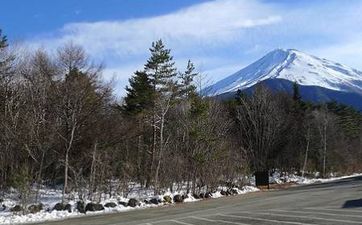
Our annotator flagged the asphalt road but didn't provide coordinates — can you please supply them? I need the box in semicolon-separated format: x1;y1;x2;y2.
38;176;362;225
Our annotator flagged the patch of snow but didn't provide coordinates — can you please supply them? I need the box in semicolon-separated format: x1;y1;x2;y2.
1;172;360;224
270;170;362;185
0;183;259;224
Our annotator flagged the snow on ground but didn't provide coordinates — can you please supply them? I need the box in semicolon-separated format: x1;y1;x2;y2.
0;184;257;224
1;172;361;224
270;170;362;185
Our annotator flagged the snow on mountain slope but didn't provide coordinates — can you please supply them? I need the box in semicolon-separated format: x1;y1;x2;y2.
207;49;362;95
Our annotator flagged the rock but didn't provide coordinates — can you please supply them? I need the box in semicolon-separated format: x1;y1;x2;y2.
104;202;117;208
64;204;72;213
220;190;227;196
11;205;23;212
163;195;172;204
0;199;3;203
53;203;65;211
173;195;184;203
192;193;200;199
118;201;128;207
150;198;161;205
85;203;104;212
226;190;232;196
229;189;238;195
199;193;205;199
76;201;85;213
182;194;188;200
205;192;212;198
1;204;6;211
128;198;140;207
28;204;43;214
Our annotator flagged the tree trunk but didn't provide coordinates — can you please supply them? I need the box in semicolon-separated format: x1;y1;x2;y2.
89;142;97;200
322;122;327;178
35;151;45;203
62;124;76;203
302;128;310;177
62;150;69;203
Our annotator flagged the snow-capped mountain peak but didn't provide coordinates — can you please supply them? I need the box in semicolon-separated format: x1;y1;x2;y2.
207;48;362;95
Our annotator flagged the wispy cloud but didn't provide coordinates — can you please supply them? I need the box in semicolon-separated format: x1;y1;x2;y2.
27;0;362;96
31;0;281;58
28;0;282;96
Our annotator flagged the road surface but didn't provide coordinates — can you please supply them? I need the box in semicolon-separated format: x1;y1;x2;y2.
38;176;362;225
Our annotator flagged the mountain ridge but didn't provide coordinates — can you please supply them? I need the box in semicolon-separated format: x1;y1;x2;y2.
207;48;362;96
206;49;362;110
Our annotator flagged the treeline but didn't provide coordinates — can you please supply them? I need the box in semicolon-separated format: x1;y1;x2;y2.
0;30;361;201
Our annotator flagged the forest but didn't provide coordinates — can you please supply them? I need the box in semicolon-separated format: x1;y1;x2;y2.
0;29;361;203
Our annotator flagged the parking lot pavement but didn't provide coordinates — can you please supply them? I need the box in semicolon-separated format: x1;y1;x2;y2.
141;207;362;225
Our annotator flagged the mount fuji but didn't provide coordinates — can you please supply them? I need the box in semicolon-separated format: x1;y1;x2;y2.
206;49;362;110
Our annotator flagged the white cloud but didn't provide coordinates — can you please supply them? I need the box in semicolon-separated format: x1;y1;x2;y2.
30;0;281;59
26;0;362;97
28;0;282;96
309;39;362;70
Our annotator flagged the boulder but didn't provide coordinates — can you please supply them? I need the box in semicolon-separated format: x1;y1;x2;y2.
104;202;117;208
28;204;43;214
150;198;161;205
205;192;212;198
53;203;65;211
118;201;128;207
173;195;184;203
76;201;85;213
163;195;172;204
220;190;227;196
85;203;104;212
128;198;140;207
199;193;205;199
192;193;200;199
64;204;72;213
229;189;238;195
11;205;23;212
1;204;6;211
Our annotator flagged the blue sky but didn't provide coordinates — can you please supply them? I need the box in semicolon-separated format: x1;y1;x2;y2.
2;0;362;96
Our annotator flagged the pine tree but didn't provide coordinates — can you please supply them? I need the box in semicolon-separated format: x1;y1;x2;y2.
143;39;178;191
0;29;14;80
123;70;154;115
0;29;7;49
292;81;302;102
178;60;197;98
144;39;177;94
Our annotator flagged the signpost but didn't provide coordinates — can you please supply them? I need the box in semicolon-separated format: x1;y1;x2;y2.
255;171;269;189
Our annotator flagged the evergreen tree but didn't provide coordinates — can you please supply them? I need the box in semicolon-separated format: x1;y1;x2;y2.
292;81;302;102
123;70;154;115
0;29;7;49
144;39;177;94
235;89;246;104
143;39;178;190
178;60;197;98
0;29;14;79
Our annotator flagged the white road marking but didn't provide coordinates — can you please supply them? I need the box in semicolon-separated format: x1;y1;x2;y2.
218;213;317;225
271;209;362;218
306;207;362;213
169;220;195;225
189;216;250;225
238;211;362;224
